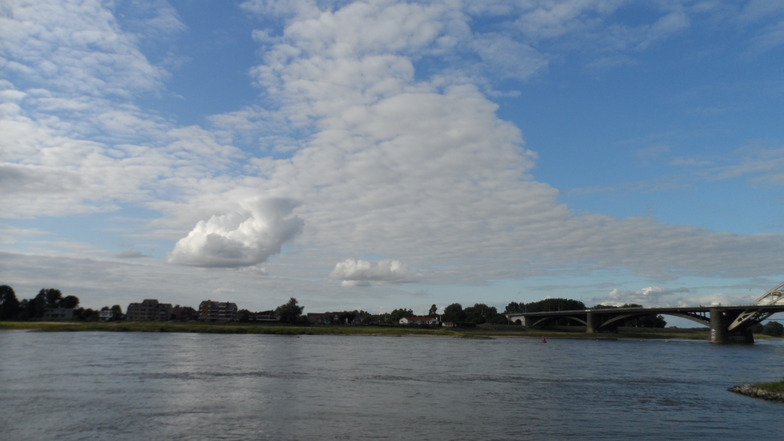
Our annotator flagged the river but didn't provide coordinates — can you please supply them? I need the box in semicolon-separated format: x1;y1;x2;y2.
1;330;782;440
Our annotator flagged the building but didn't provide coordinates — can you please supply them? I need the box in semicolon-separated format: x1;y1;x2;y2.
307;312;337;324
399;316;439;326
199;300;238;322
98;309;115;321
252;310;278;321
43;307;74;320
126;299;173;321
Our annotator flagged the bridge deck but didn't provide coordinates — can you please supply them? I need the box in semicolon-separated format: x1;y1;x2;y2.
508;305;784;317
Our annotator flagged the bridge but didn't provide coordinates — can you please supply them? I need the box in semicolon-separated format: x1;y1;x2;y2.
505;281;784;344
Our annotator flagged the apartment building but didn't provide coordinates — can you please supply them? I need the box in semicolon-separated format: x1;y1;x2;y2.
198;300;238;322
126;299;173;321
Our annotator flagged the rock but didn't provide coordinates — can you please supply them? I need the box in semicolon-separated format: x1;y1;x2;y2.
729;384;784;402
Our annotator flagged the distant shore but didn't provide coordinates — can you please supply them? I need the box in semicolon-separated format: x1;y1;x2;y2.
0;321;716;340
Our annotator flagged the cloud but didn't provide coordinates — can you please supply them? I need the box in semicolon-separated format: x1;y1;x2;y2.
596;286;692;307
705;146;784;185
636;144;671;162
471;33;549;80
0;0;174;97
168;198;303;268
116;250;149;259
330;259;421;286
634;10;690;49
0;163;82;195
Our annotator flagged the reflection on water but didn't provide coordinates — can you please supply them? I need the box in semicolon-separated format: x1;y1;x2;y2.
1;331;782;440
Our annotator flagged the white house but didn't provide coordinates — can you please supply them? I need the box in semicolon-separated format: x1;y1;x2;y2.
399;316;439;325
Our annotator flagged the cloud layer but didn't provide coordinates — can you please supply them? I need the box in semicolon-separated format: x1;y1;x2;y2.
1;1;783;312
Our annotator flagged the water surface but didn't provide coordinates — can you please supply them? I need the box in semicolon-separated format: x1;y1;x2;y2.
1;331;782;440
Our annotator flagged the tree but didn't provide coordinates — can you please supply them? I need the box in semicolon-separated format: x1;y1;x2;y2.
428;304;438;317
275;297;304;323
27;291;49;319
520;298;587;326
442;303;465;323
505;302;524;314
389;308;414;324
17;299;30;320
526;298;586;312
370;312;390;325
238;309;251;322
0;285;20;320
762;321;784;337
41;288;63;308
110;305;124;320
75;308;98;321
463;303;502;325
60;295;80;309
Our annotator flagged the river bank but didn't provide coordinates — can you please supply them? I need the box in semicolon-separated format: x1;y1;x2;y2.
0;320;714;340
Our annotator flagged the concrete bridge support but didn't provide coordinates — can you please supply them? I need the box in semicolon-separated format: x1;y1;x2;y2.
709;307;754;344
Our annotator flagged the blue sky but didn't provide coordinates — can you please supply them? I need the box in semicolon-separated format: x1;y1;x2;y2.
2;0;784;317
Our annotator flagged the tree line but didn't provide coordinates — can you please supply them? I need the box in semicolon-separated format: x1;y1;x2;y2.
0;286;663;327
505;298;667;328
0;285;123;321
272;298;668;328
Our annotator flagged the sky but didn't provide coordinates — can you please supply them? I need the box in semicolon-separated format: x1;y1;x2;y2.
2;0;784;318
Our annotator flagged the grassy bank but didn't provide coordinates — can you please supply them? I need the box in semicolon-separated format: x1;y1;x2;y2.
755;382;784;393
0;321;711;340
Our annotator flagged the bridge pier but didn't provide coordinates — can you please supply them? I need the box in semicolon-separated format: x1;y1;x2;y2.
709;307;754;344
586;311;595;333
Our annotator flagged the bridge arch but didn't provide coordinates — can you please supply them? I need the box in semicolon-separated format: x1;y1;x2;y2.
729;281;784;331
599;311;709;330
528;315;587;329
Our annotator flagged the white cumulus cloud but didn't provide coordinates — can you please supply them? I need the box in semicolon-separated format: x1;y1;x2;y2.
330;258;421;286
168;198;303;268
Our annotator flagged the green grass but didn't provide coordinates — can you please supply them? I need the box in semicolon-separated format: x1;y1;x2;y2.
754;381;784;392
0;321;713;340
